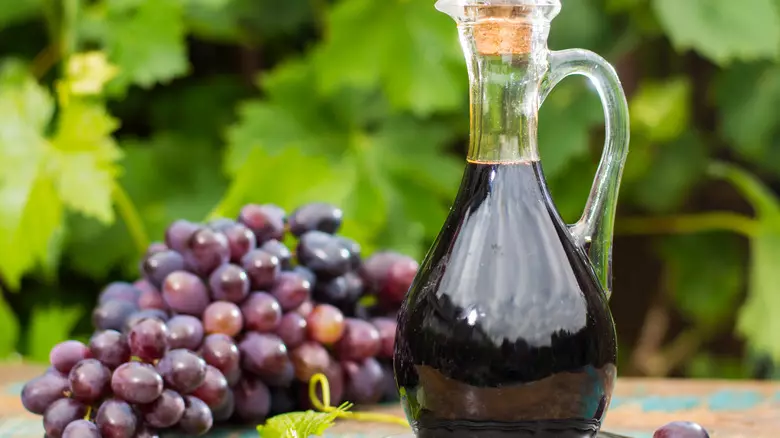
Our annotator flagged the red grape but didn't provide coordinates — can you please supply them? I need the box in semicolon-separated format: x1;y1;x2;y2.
654;421;710;438
89;330;131;369
93;300;138;331
297;231;351;278
271;271;311;311
96;398;137;438
179;395;213;436
141;389;185;428
371;317;397;358
290;341;330;382
275;312;307;349
162;271;210;316
111;362;163;404
260;239;292;269
128;317;169;362
335;318;381;361
98;282;141;305
343;357;384;404
192;365;229;409
68;359;111;403
241;292;283;332
21;371;69;415
306;304;345;344
239;332;289;379
166;315;204;351
241;249;280;290
43;398;88;438
136;282;166;310
209;264;250;303
62;419;100;438
184;227;230;276
288;203;342;236
203;301;244;337
239;204;286;243
223;222;257;263
142;250;185;288
200;334;240;381
157;349;207;394
383;256;419;305
123;309;169;333
165;220;199;253
50;340;91;374
234;377;271;422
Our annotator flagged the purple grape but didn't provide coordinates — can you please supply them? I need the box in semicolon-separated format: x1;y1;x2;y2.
135;280;167;310
343;357;384;404
209;264;250;303
192;365;229;409
165;220;199;253
290;342;330;382
203;301;244;337
241;292;282;332
166;315;204;350
200;334;240;382
179;395;213;436
69;358;111;403
234;377;271;422
224;366;242;387
208;218;236;231
111;362;163;404
161;271;210;316
260;239;292;269
50;340;91;374
96;398;137;438
43;398;88;438
275;312;307;349
223;222;257;263
21;371;69;414
314;272;364;312
184;228;230;276
292;266;317;288
98;282;141;305
239;333;289;380
653;421;710;438
270;271;311;311
142;250;186;288
89;330;131;369
212;388;235;422
297;231;351;278
238;204;286;243
62;419;100;438
269;387;297;415
336;236;361;269
288;203;343;236
93;300;138;331
141;389;185;428
123;309;169;333
241;249;280;290
379;360;399;402
156;349;207;394
335;318;381;361
361;252;418;305
128;317;169;361
145;242;169;256
371;317;397;359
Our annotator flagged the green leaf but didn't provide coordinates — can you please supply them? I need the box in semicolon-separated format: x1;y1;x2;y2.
26;305;84;363
186;0;313;43
630;78;691;143
0;296;20;358
652;0;780;64
0;0;42;29
548;0;607;51
258;403;350;438
659;234;745;327
313;0;466;115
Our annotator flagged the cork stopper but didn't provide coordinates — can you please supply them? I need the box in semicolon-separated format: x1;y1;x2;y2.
470;5;534;56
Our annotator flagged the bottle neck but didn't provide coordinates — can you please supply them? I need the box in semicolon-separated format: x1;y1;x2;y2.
460;23;551;163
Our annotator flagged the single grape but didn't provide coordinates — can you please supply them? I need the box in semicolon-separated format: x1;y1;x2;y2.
239;333;289;380
179;395;213;436
209;264;250;303
288;203;343;236
336;236;362;269
50;340;91;374
275;312;307;349
128;317;169;362
653;421;710;438
298;360;344;409
381;256;419;305
111;362;164;404
203;301;244;337
343;357;384;404
241;249;280;290
241;292;282;332
96;398;137;438
294;300;314;317
212;388;235;422
360;252;416;299
142;250;186;289
123;309;169;333
192;365;229;409
234;377;271;422
98;282;141;305
166;315;204;351
290;342;330;382
157;349;207;394
335;318;381;361
306;304;346;345
223;222;257;263
239;204;286;243
314;273;363;313
371;317;397;359
271;271;311;311
43;398;88;438
292;266;317;289
260;239;292;270
379;360;399;402
297;231;351;278
69;358;111;403
165;220;199;253
93;300;139;331
200;334;240;380
136;281;167;310
141;389;185;428
89;330;131;369
184;227;230;276
62;419;100;438
21;371;69;414
269;386;297;415
161;271;210;316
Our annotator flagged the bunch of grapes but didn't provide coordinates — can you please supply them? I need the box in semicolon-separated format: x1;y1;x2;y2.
21;203;418;438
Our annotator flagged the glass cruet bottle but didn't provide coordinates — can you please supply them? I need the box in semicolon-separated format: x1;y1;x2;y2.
394;0;630;437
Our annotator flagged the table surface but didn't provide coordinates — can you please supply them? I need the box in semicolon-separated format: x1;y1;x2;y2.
1;365;778;438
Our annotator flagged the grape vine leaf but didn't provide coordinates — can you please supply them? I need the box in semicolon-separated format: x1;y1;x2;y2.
630;77;691;143
652;0;780;65
312;0;466;115
710;162;780;362
26;305;84;362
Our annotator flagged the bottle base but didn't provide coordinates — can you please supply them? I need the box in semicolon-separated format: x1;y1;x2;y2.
414;418;601;438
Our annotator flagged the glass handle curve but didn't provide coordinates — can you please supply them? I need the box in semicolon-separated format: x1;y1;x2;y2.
540;49;630;299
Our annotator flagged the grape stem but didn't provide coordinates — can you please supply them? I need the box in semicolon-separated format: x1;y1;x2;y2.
113;182;150;256
615;212;759;237
308;373;410;427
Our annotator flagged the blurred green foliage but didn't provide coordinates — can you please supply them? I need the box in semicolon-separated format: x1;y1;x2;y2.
0;0;779;379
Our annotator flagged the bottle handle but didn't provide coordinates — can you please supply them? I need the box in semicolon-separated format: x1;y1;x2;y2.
539;49;630;299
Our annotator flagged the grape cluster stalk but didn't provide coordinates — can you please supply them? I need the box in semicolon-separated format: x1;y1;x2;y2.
22;203;417;437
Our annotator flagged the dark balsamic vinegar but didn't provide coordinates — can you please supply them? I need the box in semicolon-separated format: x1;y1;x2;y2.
394;161;618;438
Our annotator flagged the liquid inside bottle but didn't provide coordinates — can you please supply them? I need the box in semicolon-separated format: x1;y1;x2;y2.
394;159;618;438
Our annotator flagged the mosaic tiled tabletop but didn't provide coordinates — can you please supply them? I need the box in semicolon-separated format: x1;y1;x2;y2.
0;365;778;438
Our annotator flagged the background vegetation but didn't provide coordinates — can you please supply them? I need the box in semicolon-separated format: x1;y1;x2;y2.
1;0;779;380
